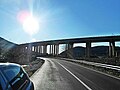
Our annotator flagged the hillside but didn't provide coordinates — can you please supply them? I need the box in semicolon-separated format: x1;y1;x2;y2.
0;37;17;54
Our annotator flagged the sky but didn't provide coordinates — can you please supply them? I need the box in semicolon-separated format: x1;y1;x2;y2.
0;0;120;44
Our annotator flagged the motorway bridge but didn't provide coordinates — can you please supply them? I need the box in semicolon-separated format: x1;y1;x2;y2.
15;35;120;58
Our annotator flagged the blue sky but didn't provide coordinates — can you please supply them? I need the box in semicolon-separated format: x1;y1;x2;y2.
0;0;120;44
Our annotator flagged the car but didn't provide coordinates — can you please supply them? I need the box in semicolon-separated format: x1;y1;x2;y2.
0;63;34;90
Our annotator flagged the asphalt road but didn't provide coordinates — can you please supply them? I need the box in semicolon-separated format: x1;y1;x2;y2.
30;58;120;90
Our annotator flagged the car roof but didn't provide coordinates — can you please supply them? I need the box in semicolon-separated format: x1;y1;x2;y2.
0;63;20;69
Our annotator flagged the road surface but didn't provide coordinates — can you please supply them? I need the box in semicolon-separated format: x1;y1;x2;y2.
30;58;120;90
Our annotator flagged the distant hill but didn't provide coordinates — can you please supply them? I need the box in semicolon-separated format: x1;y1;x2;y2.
59;46;120;59
59;46;85;58
0;37;17;54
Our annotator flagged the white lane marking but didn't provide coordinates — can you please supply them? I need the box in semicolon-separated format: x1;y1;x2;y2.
57;62;92;90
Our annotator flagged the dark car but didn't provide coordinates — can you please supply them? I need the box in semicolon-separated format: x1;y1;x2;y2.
0;63;34;90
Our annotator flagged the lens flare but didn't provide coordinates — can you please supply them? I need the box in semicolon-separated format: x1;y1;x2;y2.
23;16;39;35
17;10;30;24
17;10;39;36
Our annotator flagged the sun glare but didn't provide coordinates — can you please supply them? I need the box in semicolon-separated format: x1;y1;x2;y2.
23;16;39;35
17;10;40;36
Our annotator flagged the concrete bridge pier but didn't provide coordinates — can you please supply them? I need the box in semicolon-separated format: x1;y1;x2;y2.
49;44;59;56
35;46;38;53
86;42;91;58
49;45;52;55
68;43;74;58
27;44;32;61
37;46;39;53
53;45;56;56
31;45;35;54
39;46;41;53
54;44;59;56
65;43;74;50
56;44;59;55
68;43;74;49
33;46;35;52
65;44;68;51
50;44;53;56
27;44;32;53
109;41;115;57
65;43;74;58
43;45;47;55
53;44;57;56
39;46;42;54
33;46;36;53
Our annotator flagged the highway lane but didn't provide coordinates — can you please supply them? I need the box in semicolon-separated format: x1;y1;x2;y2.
31;58;120;90
30;58;88;90
52;58;120;90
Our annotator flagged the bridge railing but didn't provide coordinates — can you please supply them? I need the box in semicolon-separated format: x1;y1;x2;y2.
60;58;120;72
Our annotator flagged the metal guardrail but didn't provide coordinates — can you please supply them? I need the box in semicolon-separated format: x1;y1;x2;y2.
61;58;120;72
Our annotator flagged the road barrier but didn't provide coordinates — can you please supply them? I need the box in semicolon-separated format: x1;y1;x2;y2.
60;58;120;72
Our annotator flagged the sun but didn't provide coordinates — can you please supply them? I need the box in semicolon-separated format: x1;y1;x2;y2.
22;15;39;35
17;10;40;35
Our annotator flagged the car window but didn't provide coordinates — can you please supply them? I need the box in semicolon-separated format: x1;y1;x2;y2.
11;68;29;90
3;66;20;82
3;66;29;90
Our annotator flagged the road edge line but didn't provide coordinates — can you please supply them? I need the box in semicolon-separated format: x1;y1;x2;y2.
57;62;92;90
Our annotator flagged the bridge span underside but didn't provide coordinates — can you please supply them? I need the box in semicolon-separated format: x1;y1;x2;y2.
16;36;120;58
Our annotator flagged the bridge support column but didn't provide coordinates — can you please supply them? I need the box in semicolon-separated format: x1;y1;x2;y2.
31;46;33;52
36;46;38;53
34;46;36;52
53;44;59;56
56;44;59;55
65;43;73;50
37;46;39;53
32;46;35;52
24;46;27;53
52;45;54;55
43;45;47;55
68;43;73;49
39;46;41;54
27;44;32;53
27;44;32;62
53;45;55;56
109;41;115;57
40;46;42;54
65;43;74;58
41;46;43;54
86;42;91;58
65;44;68;50
49;45;52;54
68;43;74;58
